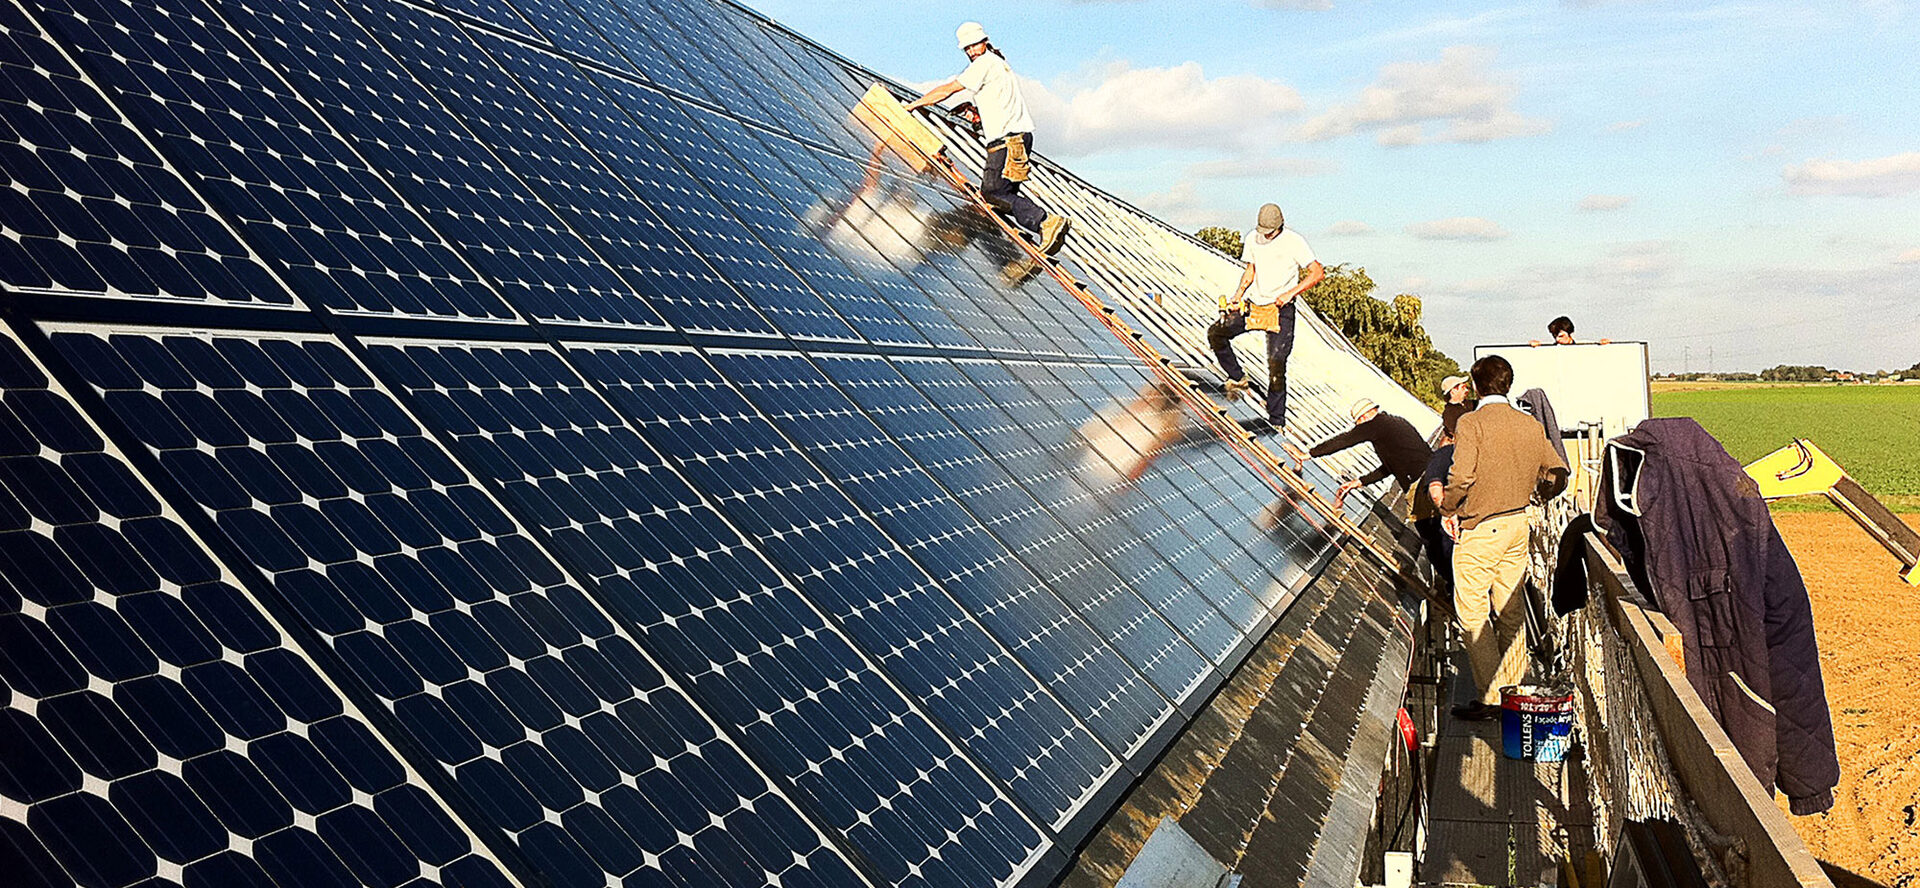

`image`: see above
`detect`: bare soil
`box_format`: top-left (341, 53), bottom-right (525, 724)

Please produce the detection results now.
top-left (1773, 511), bottom-right (1920, 887)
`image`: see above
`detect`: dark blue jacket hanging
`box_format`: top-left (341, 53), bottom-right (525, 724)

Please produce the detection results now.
top-left (1594, 418), bottom-right (1838, 815)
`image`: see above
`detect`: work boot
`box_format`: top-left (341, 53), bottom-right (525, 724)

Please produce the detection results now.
top-left (1038, 214), bottom-right (1071, 255)
top-left (1223, 377), bottom-right (1251, 399)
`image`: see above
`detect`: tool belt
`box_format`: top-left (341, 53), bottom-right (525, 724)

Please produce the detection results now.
top-left (1001, 133), bottom-right (1030, 182)
top-left (1246, 301), bottom-right (1281, 331)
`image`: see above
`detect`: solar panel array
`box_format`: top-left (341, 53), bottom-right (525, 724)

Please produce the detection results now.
top-left (0, 0), bottom-right (1423, 885)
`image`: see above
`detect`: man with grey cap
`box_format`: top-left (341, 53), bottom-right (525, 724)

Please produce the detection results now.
top-left (906, 23), bottom-right (1071, 255)
top-left (1306, 397), bottom-right (1431, 507)
top-left (1441, 373), bottom-right (1474, 407)
top-left (1207, 203), bottom-right (1324, 432)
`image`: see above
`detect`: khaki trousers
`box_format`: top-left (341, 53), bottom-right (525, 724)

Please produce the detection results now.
top-left (1452, 511), bottom-right (1532, 705)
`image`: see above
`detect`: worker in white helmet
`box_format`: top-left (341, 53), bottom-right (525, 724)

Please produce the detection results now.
top-left (905, 22), bottom-right (1071, 256)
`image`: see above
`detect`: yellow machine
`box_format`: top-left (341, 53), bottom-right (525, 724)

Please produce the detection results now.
top-left (1745, 439), bottom-right (1920, 586)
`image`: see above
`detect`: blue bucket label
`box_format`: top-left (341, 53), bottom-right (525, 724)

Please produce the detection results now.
top-left (1501, 685), bottom-right (1574, 762)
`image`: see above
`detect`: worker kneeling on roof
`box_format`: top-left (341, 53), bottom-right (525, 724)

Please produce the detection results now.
top-left (905, 22), bottom-right (1071, 256)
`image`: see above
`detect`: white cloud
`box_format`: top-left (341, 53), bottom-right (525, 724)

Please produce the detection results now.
top-left (1407, 216), bottom-right (1509, 241)
top-left (1186, 156), bottom-right (1338, 179)
top-left (1896, 248), bottom-right (1920, 264)
top-left (1134, 179), bottom-right (1221, 230)
top-left (1327, 220), bottom-right (1374, 236)
top-left (1294, 45), bottom-right (1550, 146)
top-left (1018, 61), bottom-right (1303, 156)
top-left (1577, 194), bottom-right (1633, 212)
top-left (1604, 240), bottom-right (1682, 280)
top-left (1783, 152), bottom-right (1920, 197)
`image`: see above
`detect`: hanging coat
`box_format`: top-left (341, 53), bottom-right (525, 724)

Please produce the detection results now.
top-left (1594, 418), bottom-right (1838, 815)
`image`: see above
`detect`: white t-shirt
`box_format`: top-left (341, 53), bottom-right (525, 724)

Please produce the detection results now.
top-left (955, 53), bottom-right (1034, 144)
top-left (1240, 227), bottom-right (1317, 305)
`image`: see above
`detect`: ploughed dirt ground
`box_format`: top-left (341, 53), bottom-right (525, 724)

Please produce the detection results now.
top-left (1772, 511), bottom-right (1920, 888)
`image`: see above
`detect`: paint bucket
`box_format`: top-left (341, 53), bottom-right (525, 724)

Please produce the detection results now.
top-left (1500, 684), bottom-right (1574, 762)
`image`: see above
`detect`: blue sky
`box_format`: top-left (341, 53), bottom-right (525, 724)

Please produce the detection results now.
top-left (745, 1), bottom-right (1919, 374)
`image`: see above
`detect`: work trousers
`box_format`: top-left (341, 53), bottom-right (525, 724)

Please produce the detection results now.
top-left (1206, 300), bottom-right (1297, 425)
top-left (983, 134), bottom-right (1047, 233)
top-left (1452, 510), bottom-right (1533, 705)
top-left (1414, 516), bottom-right (1454, 599)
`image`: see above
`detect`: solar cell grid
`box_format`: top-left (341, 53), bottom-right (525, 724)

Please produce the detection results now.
top-left (0, 0), bottom-right (285, 305)
top-left (745, 134), bottom-right (989, 350)
top-left (650, 105), bottom-right (927, 346)
top-left (638, 0), bottom-right (871, 156)
top-left (25, 0), bottom-right (525, 320)
top-left (879, 356), bottom-right (1248, 666)
top-left (46, 325), bottom-right (865, 887)
top-left (361, 338), bottom-right (1049, 887)
top-left (813, 354), bottom-right (1219, 698)
top-left (220, 0), bottom-right (656, 328)
top-left (467, 0), bottom-right (629, 71)
top-left (996, 360), bottom-right (1280, 629)
top-left (409, 0), bottom-right (536, 38)
top-left (582, 0), bottom-right (779, 127)
top-left (917, 357), bottom-right (1269, 641)
top-left (341, 4), bottom-right (721, 333)
top-left (1077, 364), bottom-right (1333, 595)
top-left (570, 342), bottom-right (1119, 828)
top-left (0, 328), bottom-right (513, 888)
top-left (537, 0), bottom-right (712, 105)
top-left (478, 46), bottom-right (808, 340)
top-left (711, 350), bottom-right (1173, 756)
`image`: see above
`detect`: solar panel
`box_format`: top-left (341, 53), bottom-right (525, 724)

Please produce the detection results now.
top-left (0, 328), bottom-right (512, 888)
top-left (570, 343), bottom-right (1118, 830)
top-left (220, 0), bottom-right (659, 328)
top-left (360, 338), bottom-right (1049, 886)
top-left (27, 0), bottom-right (522, 321)
top-left (43, 325), bottom-right (865, 887)
top-left (816, 353), bottom-right (1227, 688)
top-left (2, 0), bottom-right (1432, 883)
top-left (0, 1), bottom-right (284, 306)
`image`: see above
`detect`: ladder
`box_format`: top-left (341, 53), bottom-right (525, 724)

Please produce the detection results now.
top-left (852, 84), bottom-right (1411, 575)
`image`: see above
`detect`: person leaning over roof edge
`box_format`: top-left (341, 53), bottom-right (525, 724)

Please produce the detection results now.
top-left (1207, 202), bottom-right (1324, 435)
top-left (904, 22), bottom-right (1071, 256)
top-left (1306, 398), bottom-right (1432, 509)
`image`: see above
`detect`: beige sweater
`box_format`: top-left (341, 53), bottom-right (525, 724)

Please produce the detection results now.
top-left (1440, 400), bottom-right (1568, 529)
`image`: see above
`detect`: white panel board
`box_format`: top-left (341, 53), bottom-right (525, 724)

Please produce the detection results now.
top-left (1473, 342), bottom-right (1650, 438)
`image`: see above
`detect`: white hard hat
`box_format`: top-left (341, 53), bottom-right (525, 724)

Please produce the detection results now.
top-left (956, 22), bottom-right (988, 49)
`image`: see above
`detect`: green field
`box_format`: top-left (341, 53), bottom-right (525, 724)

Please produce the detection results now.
top-left (1651, 384), bottom-right (1920, 497)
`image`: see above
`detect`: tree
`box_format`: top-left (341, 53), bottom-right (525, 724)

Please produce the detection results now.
top-left (1194, 226), bottom-right (1242, 259)
top-left (1760, 364), bottom-right (1830, 382)
top-left (1300, 264), bottom-right (1460, 409)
